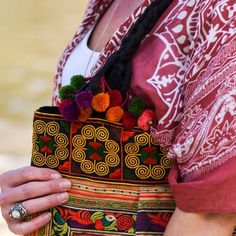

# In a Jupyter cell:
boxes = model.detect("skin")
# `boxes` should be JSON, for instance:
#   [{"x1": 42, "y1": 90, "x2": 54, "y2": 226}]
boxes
[
  {"x1": 88, "y1": 0, "x2": 144, "y2": 52},
  {"x1": 164, "y1": 207, "x2": 236, "y2": 236},
  {"x1": 0, "y1": 1, "x2": 235, "y2": 235}
]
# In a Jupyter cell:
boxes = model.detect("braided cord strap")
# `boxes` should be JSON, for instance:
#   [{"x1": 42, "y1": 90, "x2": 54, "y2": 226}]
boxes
[{"x1": 83, "y1": 0, "x2": 173, "y2": 95}]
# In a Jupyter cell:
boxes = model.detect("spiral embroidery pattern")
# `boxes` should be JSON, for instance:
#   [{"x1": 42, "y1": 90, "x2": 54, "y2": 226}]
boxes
[
  {"x1": 32, "y1": 120, "x2": 69, "y2": 168},
  {"x1": 72, "y1": 125, "x2": 120, "y2": 176},
  {"x1": 125, "y1": 132, "x2": 172, "y2": 180},
  {"x1": 32, "y1": 111, "x2": 172, "y2": 183}
]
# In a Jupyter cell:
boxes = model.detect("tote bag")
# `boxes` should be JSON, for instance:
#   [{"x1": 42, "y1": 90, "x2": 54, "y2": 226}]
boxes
[{"x1": 27, "y1": 1, "x2": 175, "y2": 235}]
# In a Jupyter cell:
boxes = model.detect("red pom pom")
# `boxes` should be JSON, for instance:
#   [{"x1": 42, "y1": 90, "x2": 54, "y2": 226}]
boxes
[
  {"x1": 58, "y1": 99, "x2": 71, "y2": 112},
  {"x1": 121, "y1": 112, "x2": 137, "y2": 130},
  {"x1": 108, "y1": 90, "x2": 122, "y2": 107},
  {"x1": 137, "y1": 109, "x2": 155, "y2": 131}
]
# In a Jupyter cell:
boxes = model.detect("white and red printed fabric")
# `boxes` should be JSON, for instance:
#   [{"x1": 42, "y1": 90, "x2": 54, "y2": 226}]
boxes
[{"x1": 52, "y1": 0, "x2": 236, "y2": 212}]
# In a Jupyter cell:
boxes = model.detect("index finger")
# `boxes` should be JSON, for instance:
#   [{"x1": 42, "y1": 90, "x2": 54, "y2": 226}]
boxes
[{"x1": 0, "y1": 166, "x2": 62, "y2": 187}]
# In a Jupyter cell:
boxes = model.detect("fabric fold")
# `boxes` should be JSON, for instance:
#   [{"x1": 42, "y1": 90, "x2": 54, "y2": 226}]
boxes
[{"x1": 169, "y1": 157, "x2": 236, "y2": 213}]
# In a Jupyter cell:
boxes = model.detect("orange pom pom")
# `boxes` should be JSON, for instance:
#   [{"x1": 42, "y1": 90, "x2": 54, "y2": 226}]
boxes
[
  {"x1": 106, "y1": 106, "x2": 124, "y2": 123},
  {"x1": 92, "y1": 92, "x2": 110, "y2": 112},
  {"x1": 78, "y1": 107, "x2": 93, "y2": 122}
]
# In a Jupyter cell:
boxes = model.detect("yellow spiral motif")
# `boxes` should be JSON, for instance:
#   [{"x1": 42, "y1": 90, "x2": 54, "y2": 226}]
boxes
[
  {"x1": 32, "y1": 152, "x2": 45, "y2": 166},
  {"x1": 96, "y1": 127, "x2": 109, "y2": 142},
  {"x1": 125, "y1": 155, "x2": 140, "y2": 169},
  {"x1": 32, "y1": 143, "x2": 39, "y2": 152},
  {"x1": 160, "y1": 156, "x2": 173, "y2": 168},
  {"x1": 150, "y1": 135, "x2": 158, "y2": 145},
  {"x1": 72, "y1": 149, "x2": 86, "y2": 162},
  {"x1": 81, "y1": 125, "x2": 96, "y2": 139},
  {"x1": 55, "y1": 148, "x2": 69, "y2": 160},
  {"x1": 105, "y1": 154, "x2": 120, "y2": 167},
  {"x1": 32, "y1": 132, "x2": 37, "y2": 141},
  {"x1": 125, "y1": 143, "x2": 139, "y2": 154},
  {"x1": 33, "y1": 120, "x2": 46, "y2": 134},
  {"x1": 160, "y1": 146, "x2": 168, "y2": 154},
  {"x1": 151, "y1": 165, "x2": 166, "y2": 179},
  {"x1": 54, "y1": 134, "x2": 68, "y2": 147},
  {"x1": 46, "y1": 155, "x2": 59, "y2": 168},
  {"x1": 135, "y1": 165, "x2": 150, "y2": 179},
  {"x1": 46, "y1": 122, "x2": 60, "y2": 136},
  {"x1": 80, "y1": 160, "x2": 94, "y2": 174},
  {"x1": 105, "y1": 140, "x2": 119, "y2": 153},
  {"x1": 95, "y1": 162, "x2": 109, "y2": 176},
  {"x1": 134, "y1": 133, "x2": 150, "y2": 146},
  {"x1": 72, "y1": 135, "x2": 86, "y2": 148}
]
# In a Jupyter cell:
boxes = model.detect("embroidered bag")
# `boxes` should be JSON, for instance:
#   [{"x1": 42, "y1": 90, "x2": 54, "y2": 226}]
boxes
[{"x1": 28, "y1": 1, "x2": 175, "y2": 235}]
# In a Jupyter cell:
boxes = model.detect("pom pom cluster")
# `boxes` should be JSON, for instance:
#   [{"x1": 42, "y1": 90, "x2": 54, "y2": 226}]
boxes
[{"x1": 58, "y1": 74, "x2": 155, "y2": 131}]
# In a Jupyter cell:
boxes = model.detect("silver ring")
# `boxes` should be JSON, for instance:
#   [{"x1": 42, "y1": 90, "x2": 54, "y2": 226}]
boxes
[{"x1": 8, "y1": 202, "x2": 28, "y2": 220}]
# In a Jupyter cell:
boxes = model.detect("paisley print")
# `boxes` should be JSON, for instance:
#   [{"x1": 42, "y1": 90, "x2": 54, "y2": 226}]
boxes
[
  {"x1": 167, "y1": 0, "x2": 236, "y2": 181},
  {"x1": 51, "y1": 0, "x2": 236, "y2": 208}
]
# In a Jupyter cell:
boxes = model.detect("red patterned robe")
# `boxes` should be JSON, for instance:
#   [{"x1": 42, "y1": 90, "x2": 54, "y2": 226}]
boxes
[{"x1": 51, "y1": 0, "x2": 236, "y2": 234}]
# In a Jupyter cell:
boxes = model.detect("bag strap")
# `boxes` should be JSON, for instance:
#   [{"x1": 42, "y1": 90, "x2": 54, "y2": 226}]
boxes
[{"x1": 83, "y1": 0, "x2": 173, "y2": 97}]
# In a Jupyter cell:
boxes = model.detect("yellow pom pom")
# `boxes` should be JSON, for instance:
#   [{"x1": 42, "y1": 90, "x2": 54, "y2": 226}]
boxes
[
  {"x1": 106, "y1": 106, "x2": 124, "y2": 123},
  {"x1": 92, "y1": 92, "x2": 110, "y2": 112},
  {"x1": 78, "y1": 107, "x2": 93, "y2": 122}
]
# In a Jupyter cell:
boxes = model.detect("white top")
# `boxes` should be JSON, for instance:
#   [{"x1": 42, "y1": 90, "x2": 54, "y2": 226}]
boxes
[{"x1": 61, "y1": 28, "x2": 100, "y2": 86}]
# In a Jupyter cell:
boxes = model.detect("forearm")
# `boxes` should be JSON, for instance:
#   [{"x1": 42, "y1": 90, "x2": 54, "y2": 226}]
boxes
[{"x1": 164, "y1": 207, "x2": 236, "y2": 236}]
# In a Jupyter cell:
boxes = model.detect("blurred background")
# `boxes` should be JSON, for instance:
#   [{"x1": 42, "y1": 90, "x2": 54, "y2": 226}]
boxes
[{"x1": 0, "y1": 0, "x2": 87, "y2": 234}]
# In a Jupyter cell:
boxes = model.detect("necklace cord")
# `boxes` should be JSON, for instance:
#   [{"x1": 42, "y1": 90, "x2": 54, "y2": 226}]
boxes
[{"x1": 84, "y1": 1, "x2": 119, "y2": 76}]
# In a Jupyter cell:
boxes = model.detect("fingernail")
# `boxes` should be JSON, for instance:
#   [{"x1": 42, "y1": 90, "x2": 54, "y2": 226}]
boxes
[
  {"x1": 43, "y1": 212, "x2": 52, "y2": 220},
  {"x1": 51, "y1": 173, "x2": 61, "y2": 179},
  {"x1": 58, "y1": 192, "x2": 69, "y2": 202},
  {"x1": 59, "y1": 179, "x2": 71, "y2": 190}
]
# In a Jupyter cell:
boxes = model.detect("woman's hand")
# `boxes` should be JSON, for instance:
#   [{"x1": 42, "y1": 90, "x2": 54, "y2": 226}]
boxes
[
  {"x1": 164, "y1": 207, "x2": 236, "y2": 236},
  {"x1": 0, "y1": 166, "x2": 71, "y2": 235}
]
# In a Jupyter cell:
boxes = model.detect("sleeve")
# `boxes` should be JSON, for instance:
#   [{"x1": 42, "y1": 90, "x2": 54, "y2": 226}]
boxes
[{"x1": 168, "y1": 0, "x2": 236, "y2": 213}]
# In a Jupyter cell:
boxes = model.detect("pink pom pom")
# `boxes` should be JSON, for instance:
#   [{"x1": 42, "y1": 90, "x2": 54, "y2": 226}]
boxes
[{"x1": 137, "y1": 109, "x2": 155, "y2": 131}]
